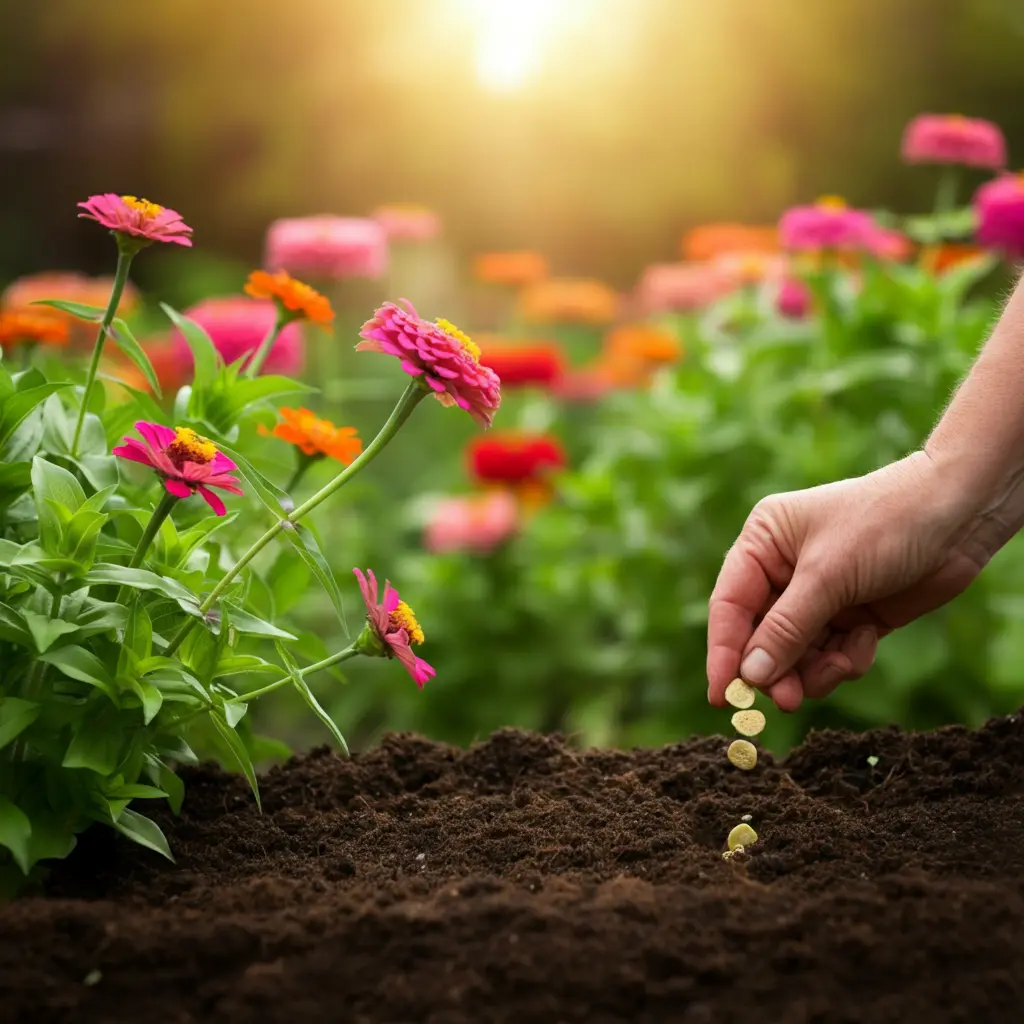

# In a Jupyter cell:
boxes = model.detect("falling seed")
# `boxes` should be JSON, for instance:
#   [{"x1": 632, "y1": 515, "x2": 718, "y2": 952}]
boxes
[
  {"x1": 725, "y1": 678, "x2": 756, "y2": 709},
  {"x1": 731, "y1": 709, "x2": 766, "y2": 737},
  {"x1": 727, "y1": 739, "x2": 757, "y2": 771},
  {"x1": 83, "y1": 970, "x2": 102, "y2": 987},
  {"x1": 727, "y1": 823, "x2": 758, "y2": 851},
  {"x1": 866, "y1": 755, "x2": 879, "y2": 767}
]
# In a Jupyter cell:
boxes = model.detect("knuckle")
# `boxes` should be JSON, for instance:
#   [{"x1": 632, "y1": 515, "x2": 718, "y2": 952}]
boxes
[{"x1": 764, "y1": 605, "x2": 808, "y2": 648}]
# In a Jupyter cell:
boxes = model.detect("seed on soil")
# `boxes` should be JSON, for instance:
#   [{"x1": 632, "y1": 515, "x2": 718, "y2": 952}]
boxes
[
  {"x1": 722, "y1": 845, "x2": 746, "y2": 861},
  {"x1": 727, "y1": 823, "x2": 758, "y2": 851},
  {"x1": 727, "y1": 739, "x2": 757, "y2": 770},
  {"x1": 725, "y1": 678, "x2": 756, "y2": 709},
  {"x1": 741, "y1": 814, "x2": 752, "y2": 822},
  {"x1": 731, "y1": 709, "x2": 766, "y2": 737}
]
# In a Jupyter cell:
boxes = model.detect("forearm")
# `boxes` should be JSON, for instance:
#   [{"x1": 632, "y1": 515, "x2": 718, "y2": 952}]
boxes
[{"x1": 926, "y1": 272, "x2": 1024, "y2": 521}]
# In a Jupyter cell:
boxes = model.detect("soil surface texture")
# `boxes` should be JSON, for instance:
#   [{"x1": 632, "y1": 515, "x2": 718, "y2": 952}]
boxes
[{"x1": 3, "y1": 714, "x2": 1024, "y2": 1023}]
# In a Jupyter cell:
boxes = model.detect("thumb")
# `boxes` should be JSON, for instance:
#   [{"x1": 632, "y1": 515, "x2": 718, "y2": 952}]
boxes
[{"x1": 739, "y1": 569, "x2": 842, "y2": 687}]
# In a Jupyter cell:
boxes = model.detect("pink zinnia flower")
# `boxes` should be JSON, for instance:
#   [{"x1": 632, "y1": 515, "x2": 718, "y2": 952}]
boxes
[
  {"x1": 424, "y1": 491, "x2": 518, "y2": 555},
  {"x1": 358, "y1": 300, "x2": 501, "y2": 428},
  {"x1": 170, "y1": 297, "x2": 304, "y2": 377},
  {"x1": 778, "y1": 197, "x2": 875, "y2": 252},
  {"x1": 372, "y1": 204, "x2": 442, "y2": 243},
  {"x1": 974, "y1": 174, "x2": 1024, "y2": 259},
  {"x1": 634, "y1": 262, "x2": 737, "y2": 315},
  {"x1": 77, "y1": 194, "x2": 192, "y2": 248},
  {"x1": 776, "y1": 278, "x2": 812, "y2": 319},
  {"x1": 865, "y1": 224, "x2": 913, "y2": 263},
  {"x1": 353, "y1": 568, "x2": 435, "y2": 687},
  {"x1": 265, "y1": 216, "x2": 388, "y2": 279},
  {"x1": 902, "y1": 114, "x2": 1006, "y2": 170},
  {"x1": 113, "y1": 422, "x2": 243, "y2": 516}
]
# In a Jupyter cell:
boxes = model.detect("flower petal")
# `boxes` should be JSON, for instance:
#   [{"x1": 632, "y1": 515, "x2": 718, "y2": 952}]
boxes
[
  {"x1": 196, "y1": 485, "x2": 227, "y2": 516},
  {"x1": 135, "y1": 420, "x2": 176, "y2": 451},
  {"x1": 112, "y1": 442, "x2": 156, "y2": 468},
  {"x1": 165, "y1": 478, "x2": 192, "y2": 499}
]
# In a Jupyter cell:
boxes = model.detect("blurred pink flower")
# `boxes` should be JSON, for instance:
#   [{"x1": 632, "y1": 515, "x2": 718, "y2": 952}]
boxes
[
  {"x1": 78, "y1": 194, "x2": 192, "y2": 248},
  {"x1": 265, "y1": 216, "x2": 388, "y2": 279},
  {"x1": 353, "y1": 568, "x2": 435, "y2": 688},
  {"x1": 171, "y1": 297, "x2": 304, "y2": 376},
  {"x1": 712, "y1": 252, "x2": 789, "y2": 286},
  {"x1": 779, "y1": 197, "x2": 875, "y2": 252},
  {"x1": 776, "y1": 278, "x2": 812, "y2": 319},
  {"x1": 634, "y1": 262, "x2": 737, "y2": 315},
  {"x1": 372, "y1": 204, "x2": 442, "y2": 243},
  {"x1": 865, "y1": 224, "x2": 913, "y2": 262},
  {"x1": 975, "y1": 174, "x2": 1024, "y2": 258},
  {"x1": 113, "y1": 422, "x2": 243, "y2": 516},
  {"x1": 358, "y1": 300, "x2": 501, "y2": 427},
  {"x1": 902, "y1": 114, "x2": 1006, "y2": 170},
  {"x1": 424, "y1": 490, "x2": 518, "y2": 555}
]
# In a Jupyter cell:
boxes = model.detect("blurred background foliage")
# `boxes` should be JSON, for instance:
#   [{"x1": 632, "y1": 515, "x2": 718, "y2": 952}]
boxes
[{"x1": 4, "y1": 0, "x2": 1024, "y2": 756}]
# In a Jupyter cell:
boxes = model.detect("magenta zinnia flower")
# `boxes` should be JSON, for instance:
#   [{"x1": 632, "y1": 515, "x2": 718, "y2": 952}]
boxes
[
  {"x1": 776, "y1": 278, "x2": 812, "y2": 319},
  {"x1": 265, "y1": 216, "x2": 388, "y2": 280},
  {"x1": 353, "y1": 568, "x2": 435, "y2": 687},
  {"x1": 373, "y1": 204, "x2": 442, "y2": 243},
  {"x1": 779, "y1": 197, "x2": 875, "y2": 252},
  {"x1": 358, "y1": 300, "x2": 501, "y2": 428},
  {"x1": 974, "y1": 174, "x2": 1024, "y2": 259},
  {"x1": 78, "y1": 194, "x2": 193, "y2": 248},
  {"x1": 902, "y1": 114, "x2": 1006, "y2": 170},
  {"x1": 113, "y1": 421, "x2": 243, "y2": 516}
]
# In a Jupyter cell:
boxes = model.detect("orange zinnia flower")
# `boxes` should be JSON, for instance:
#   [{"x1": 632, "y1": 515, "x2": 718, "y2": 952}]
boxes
[
  {"x1": 0, "y1": 311, "x2": 69, "y2": 348},
  {"x1": 519, "y1": 278, "x2": 619, "y2": 326},
  {"x1": 920, "y1": 243, "x2": 987, "y2": 275},
  {"x1": 683, "y1": 224, "x2": 779, "y2": 262},
  {"x1": 244, "y1": 270, "x2": 334, "y2": 328},
  {"x1": 473, "y1": 251, "x2": 549, "y2": 288},
  {"x1": 264, "y1": 407, "x2": 361, "y2": 465},
  {"x1": 606, "y1": 325, "x2": 682, "y2": 366}
]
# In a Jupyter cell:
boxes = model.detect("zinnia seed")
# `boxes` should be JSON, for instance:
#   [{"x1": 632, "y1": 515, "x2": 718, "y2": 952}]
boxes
[
  {"x1": 728, "y1": 823, "x2": 758, "y2": 851},
  {"x1": 731, "y1": 709, "x2": 766, "y2": 737},
  {"x1": 727, "y1": 739, "x2": 758, "y2": 771},
  {"x1": 724, "y1": 678, "x2": 756, "y2": 709}
]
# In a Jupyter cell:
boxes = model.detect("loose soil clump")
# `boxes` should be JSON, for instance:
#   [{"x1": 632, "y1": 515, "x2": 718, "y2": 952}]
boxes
[{"x1": 3, "y1": 713, "x2": 1024, "y2": 1023}]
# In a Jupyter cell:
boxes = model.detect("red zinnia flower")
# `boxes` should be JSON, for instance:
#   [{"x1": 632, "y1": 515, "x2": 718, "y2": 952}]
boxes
[
  {"x1": 467, "y1": 432, "x2": 567, "y2": 485},
  {"x1": 478, "y1": 339, "x2": 565, "y2": 389}
]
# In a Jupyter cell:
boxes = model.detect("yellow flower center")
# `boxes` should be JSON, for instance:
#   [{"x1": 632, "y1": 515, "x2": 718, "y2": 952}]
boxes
[
  {"x1": 389, "y1": 600, "x2": 425, "y2": 645},
  {"x1": 436, "y1": 318, "x2": 481, "y2": 362},
  {"x1": 165, "y1": 426, "x2": 218, "y2": 466},
  {"x1": 121, "y1": 195, "x2": 165, "y2": 219},
  {"x1": 817, "y1": 195, "x2": 847, "y2": 211}
]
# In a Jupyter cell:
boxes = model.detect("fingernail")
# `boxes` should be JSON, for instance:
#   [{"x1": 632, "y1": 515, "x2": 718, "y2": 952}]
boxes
[
  {"x1": 819, "y1": 663, "x2": 845, "y2": 689},
  {"x1": 740, "y1": 648, "x2": 776, "y2": 686},
  {"x1": 851, "y1": 627, "x2": 876, "y2": 656}
]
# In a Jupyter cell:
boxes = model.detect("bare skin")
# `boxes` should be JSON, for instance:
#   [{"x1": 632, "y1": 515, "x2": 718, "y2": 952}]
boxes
[{"x1": 708, "y1": 273, "x2": 1024, "y2": 712}]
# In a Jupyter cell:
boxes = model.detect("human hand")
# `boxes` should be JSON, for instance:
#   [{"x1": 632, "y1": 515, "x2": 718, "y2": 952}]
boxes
[{"x1": 706, "y1": 451, "x2": 1022, "y2": 712}]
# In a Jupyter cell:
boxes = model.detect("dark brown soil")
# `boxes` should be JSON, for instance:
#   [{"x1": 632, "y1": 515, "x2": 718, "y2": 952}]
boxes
[{"x1": 3, "y1": 714, "x2": 1024, "y2": 1023}]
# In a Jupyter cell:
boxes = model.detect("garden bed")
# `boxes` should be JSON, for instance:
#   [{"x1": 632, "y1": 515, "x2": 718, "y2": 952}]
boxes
[{"x1": 4, "y1": 713, "x2": 1024, "y2": 1023}]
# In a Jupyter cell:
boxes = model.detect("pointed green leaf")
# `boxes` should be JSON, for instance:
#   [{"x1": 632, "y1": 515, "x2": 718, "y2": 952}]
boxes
[
  {"x1": 108, "y1": 318, "x2": 162, "y2": 398},
  {"x1": 0, "y1": 797, "x2": 32, "y2": 874},
  {"x1": 216, "y1": 442, "x2": 288, "y2": 519},
  {"x1": 63, "y1": 711, "x2": 123, "y2": 774},
  {"x1": 213, "y1": 654, "x2": 281, "y2": 679},
  {"x1": 21, "y1": 611, "x2": 80, "y2": 654},
  {"x1": 0, "y1": 698, "x2": 40, "y2": 750},
  {"x1": 82, "y1": 564, "x2": 201, "y2": 612},
  {"x1": 39, "y1": 645, "x2": 117, "y2": 699},
  {"x1": 114, "y1": 808, "x2": 174, "y2": 861},
  {"x1": 160, "y1": 304, "x2": 219, "y2": 388},
  {"x1": 275, "y1": 641, "x2": 349, "y2": 754},
  {"x1": 32, "y1": 299, "x2": 105, "y2": 322},
  {"x1": 0, "y1": 383, "x2": 72, "y2": 450},
  {"x1": 221, "y1": 603, "x2": 296, "y2": 641},
  {"x1": 209, "y1": 708, "x2": 261, "y2": 809},
  {"x1": 284, "y1": 523, "x2": 347, "y2": 624}
]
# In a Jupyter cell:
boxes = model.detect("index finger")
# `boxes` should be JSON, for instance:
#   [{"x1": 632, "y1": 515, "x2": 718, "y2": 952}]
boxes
[{"x1": 706, "y1": 537, "x2": 789, "y2": 706}]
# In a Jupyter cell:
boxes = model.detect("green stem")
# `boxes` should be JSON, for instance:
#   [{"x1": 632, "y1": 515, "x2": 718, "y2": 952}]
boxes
[
  {"x1": 163, "y1": 380, "x2": 426, "y2": 656},
  {"x1": 71, "y1": 250, "x2": 132, "y2": 458},
  {"x1": 230, "y1": 645, "x2": 360, "y2": 703},
  {"x1": 934, "y1": 167, "x2": 960, "y2": 219},
  {"x1": 286, "y1": 454, "x2": 319, "y2": 494},
  {"x1": 116, "y1": 490, "x2": 179, "y2": 602},
  {"x1": 244, "y1": 307, "x2": 289, "y2": 379}
]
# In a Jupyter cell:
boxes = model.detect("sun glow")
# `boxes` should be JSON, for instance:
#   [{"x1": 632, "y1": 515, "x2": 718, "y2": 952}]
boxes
[{"x1": 462, "y1": 0, "x2": 590, "y2": 93}]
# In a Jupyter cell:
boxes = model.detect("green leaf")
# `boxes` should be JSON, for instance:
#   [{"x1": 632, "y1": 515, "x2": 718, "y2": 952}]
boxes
[
  {"x1": 110, "y1": 784, "x2": 167, "y2": 800},
  {"x1": 275, "y1": 640, "x2": 349, "y2": 754},
  {"x1": 145, "y1": 756, "x2": 185, "y2": 814},
  {"x1": 0, "y1": 698, "x2": 40, "y2": 751},
  {"x1": 221, "y1": 602, "x2": 296, "y2": 640},
  {"x1": 174, "y1": 511, "x2": 238, "y2": 567},
  {"x1": 124, "y1": 598, "x2": 153, "y2": 662},
  {"x1": 222, "y1": 375, "x2": 314, "y2": 420},
  {"x1": 108, "y1": 318, "x2": 162, "y2": 398},
  {"x1": 21, "y1": 611, "x2": 80, "y2": 654},
  {"x1": 32, "y1": 299, "x2": 106, "y2": 322},
  {"x1": 267, "y1": 551, "x2": 310, "y2": 616},
  {"x1": 0, "y1": 797, "x2": 32, "y2": 874},
  {"x1": 40, "y1": 645, "x2": 117, "y2": 699},
  {"x1": 82, "y1": 564, "x2": 201, "y2": 612},
  {"x1": 0, "y1": 383, "x2": 72, "y2": 450},
  {"x1": 284, "y1": 523, "x2": 347, "y2": 625},
  {"x1": 63, "y1": 709, "x2": 123, "y2": 774},
  {"x1": 0, "y1": 604, "x2": 33, "y2": 646},
  {"x1": 209, "y1": 709, "x2": 261, "y2": 809},
  {"x1": 114, "y1": 808, "x2": 174, "y2": 862},
  {"x1": 216, "y1": 443, "x2": 288, "y2": 519},
  {"x1": 213, "y1": 654, "x2": 282, "y2": 679},
  {"x1": 160, "y1": 304, "x2": 219, "y2": 389}
]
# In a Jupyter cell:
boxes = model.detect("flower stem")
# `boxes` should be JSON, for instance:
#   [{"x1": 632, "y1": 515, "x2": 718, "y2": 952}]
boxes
[
  {"x1": 286, "y1": 453, "x2": 319, "y2": 494},
  {"x1": 229, "y1": 645, "x2": 360, "y2": 703},
  {"x1": 934, "y1": 167, "x2": 960, "y2": 220},
  {"x1": 244, "y1": 307, "x2": 289, "y2": 380},
  {"x1": 116, "y1": 490, "x2": 179, "y2": 602},
  {"x1": 71, "y1": 250, "x2": 133, "y2": 458},
  {"x1": 163, "y1": 380, "x2": 426, "y2": 656}
]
